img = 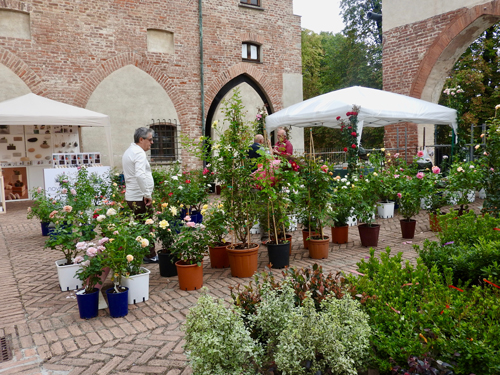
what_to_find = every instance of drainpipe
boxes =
[199,0,205,136]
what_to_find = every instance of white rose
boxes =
[106,208,117,216]
[96,215,106,222]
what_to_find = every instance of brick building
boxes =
[383,0,500,152]
[0,0,303,169]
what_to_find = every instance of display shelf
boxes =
[52,152,101,167]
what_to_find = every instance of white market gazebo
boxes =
[266,86,457,142]
[0,93,113,164]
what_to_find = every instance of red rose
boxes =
[346,112,351,116]
[351,132,357,137]
[185,179,191,184]
[351,144,356,149]
[348,126,352,129]
[352,112,358,116]
[336,116,341,120]
[343,147,348,152]
[168,192,173,197]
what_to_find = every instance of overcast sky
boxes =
[293,0,344,34]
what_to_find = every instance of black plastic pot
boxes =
[266,242,290,269]
[158,250,178,277]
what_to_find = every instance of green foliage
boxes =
[94,207,153,288]
[438,24,500,146]
[350,248,500,374]
[199,200,228,247]
[187,274,371,374]
[27,187,60,222]
[416,211,500,285]
[183,290,262,375]
[209,89,259,246]
[295,157,332,238]
[482,115,500,217]
[445,160,484,213]
[155,204,182,250]
[74,242,104,293]
[169,220,208,266]
[327,174,357,227]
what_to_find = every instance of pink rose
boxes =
[74,256,84,264]
[416,172,424,179]
[417,151,424,158]
[184,215,191,222]
[37,187,42,194]
[86,247,98,257]
[186,221,196,228]
[61,188,68,194]
[397,193,402,199]
[49,210,58,219]
[70,189,77,195]
[63,205,73,213]
[432,166,440,174]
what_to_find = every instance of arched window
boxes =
[242,42,260,62]
[149,121,178,164]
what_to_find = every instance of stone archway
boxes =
[383,0,500,151]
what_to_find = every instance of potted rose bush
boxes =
[170,215,208,290]
[94,207,154,313]
[27,186,61,235]
[446,160,484,215]
[327,174,356,244]
[256,151,300,268]
[351,172,381,247]
[155,203,182,277]
[203,201,230,268]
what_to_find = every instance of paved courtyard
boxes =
[0,198,483,375]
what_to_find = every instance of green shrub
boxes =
[415,211,500,285]
[185,272,372,374]
[349,248,500,374]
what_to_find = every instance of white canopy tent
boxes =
[266,86,457,143]
[0,93,113,165]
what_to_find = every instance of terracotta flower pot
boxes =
[208,244,230,268]
[302,229,317,249]
[226,243,259,278]
[358,224,380,247]
[400,219,416,239]
[308,236,330,259]
[175,260,204,291]
[331,225,348,244]
[428,212,444,232]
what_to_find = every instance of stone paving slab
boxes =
[0,198,484,374]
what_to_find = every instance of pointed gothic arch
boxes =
[411,1,500,101]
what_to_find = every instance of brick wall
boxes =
[0,0,301,166]
[382,8,465,154]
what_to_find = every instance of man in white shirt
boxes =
[122,127,157,263]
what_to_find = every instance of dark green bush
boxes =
[349,248,500,374]
[415,211,500,285]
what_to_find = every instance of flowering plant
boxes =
[296,157,332,238]
[27,186,61,222]
[255,152,301,243]
[327,175,356,227]
[170,216,208,265]
[94,207,154,289]
[74,241,105,293]
[481,112,500,217]
[338,106,360,173]
[44,204,97,265]
[201,201,229,247]
[350,173,379,226]
[396,173,426,221]
[446,160,484,214]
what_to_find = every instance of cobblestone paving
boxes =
[0,198,484,375]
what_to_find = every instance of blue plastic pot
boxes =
[76,288,99,319]
[40,222,51,236]
[106,286,129,318]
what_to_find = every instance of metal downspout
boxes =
[199,0,205,137]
